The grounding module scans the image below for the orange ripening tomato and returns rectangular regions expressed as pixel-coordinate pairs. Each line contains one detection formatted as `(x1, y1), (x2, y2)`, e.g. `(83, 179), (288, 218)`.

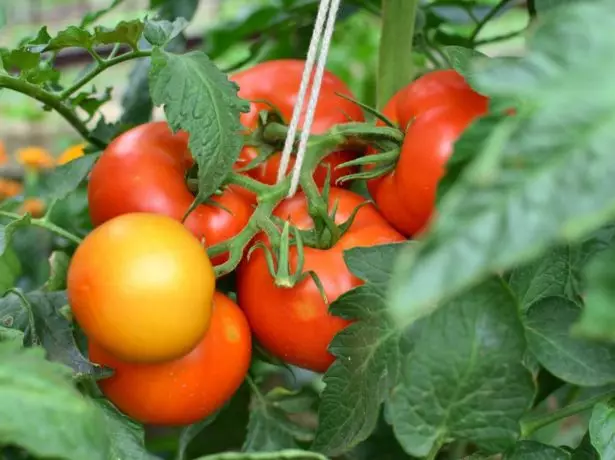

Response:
(237, 188), (404, 372)
(68, 213), (215, 363)
(87, 122), (252, 265)
(57, 143), (85, 165)
(15, 146), (55, 170)
(0, 179), (23, 199)
(230, 60), (365, 202)
(367, 69), (489, 236)
(89, 292), (251, 425)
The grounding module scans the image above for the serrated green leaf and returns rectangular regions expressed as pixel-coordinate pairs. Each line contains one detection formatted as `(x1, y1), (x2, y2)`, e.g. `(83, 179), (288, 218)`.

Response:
(93, 20), (144, 49)
(525, 297), (615, 386)
(589, 399), (615, 458)
(144, 18), (188, 47)
(44, 251), (70, 292)
(389, 0), (615, 328)
(505, 441), (570, 459)
(576, 242), (615, 342)
(41, 26), (94, 51)
(0, 343), (108, 460)
(0, 290), (109, 380)
(149, 48), (249, 200)
(95, 399), (158, 460)
(388, 277), (534, 457)
(443, 45), (486, 80)
(39, 153), (99, 202)
(177, 413), (219, 460)
(343, 242), (413, 291)
(0, 247), (21, 295)
(243, 387), (315, 452)
(194, 451), (327, 460)
(0, 215), (31, 258)
(70, 86), (112, 119)
(0, 48), (60, 85)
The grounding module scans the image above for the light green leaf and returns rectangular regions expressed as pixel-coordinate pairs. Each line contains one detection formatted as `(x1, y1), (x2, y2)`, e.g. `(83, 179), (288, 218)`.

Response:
(388, 278), (534, 457)
(443, 45), (486, 80)
(589, 399), (615, 458)
(144, 18), (188, 47)
(0, 343), (108, 460)
(194, 451), (327, 460)
(389, 0), (615, 328)
(525, 297), (615, 386)
(505, 441), (570, 459)
(149, 48), (249, 200)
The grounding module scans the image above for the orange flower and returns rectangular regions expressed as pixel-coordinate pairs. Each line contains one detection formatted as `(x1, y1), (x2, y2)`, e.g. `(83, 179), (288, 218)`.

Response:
(0, 179), (23, 199)
(57, 143), (86, 165)
(16, 146), (54, 170)
(0, 141), (8, 166)
(19, 198), (45, 217)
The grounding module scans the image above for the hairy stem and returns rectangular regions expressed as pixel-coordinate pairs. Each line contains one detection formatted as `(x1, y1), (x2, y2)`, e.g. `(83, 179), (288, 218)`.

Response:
(377, 0), (420, 108)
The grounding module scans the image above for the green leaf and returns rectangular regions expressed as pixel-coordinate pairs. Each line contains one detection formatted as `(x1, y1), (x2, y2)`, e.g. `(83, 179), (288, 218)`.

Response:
(39, 153), (100, 202)
(388, 0), (615, 328)
(525, 297), (615, 386)
(0, 290), (109, 380)
(0, 325), (24, 345)
(312, 243), (410, 455)
(70, 86), (113, 119)
(0, 343), (108, 460)
(572, 434), (600, 459)
(44, 251), (70, 292)
(589, 399), (615, 458)
(194, 451), (327, 460)
(0, 247), (21, 295)
(144, 18), (188, 47)
(121, 57), (153, 126)
(149, 48), (249, 200)
(39, 26), (94, 51)
(0, 215), (31, 258)
(177, 413), (220, 460)
(0, 48), (60, 85)
(95, 399), (158, 460)
(576, 242), (615, 341)
(504, 441), (570, 459)
(443, 45), (486, 80)
(93, 20), (145, 49)
(243, 387), (316, 452)
(534, 0), (597, 15)
(388, 278), (534, 457)
(80, 0), (124, 28)
(151, 0), (200, 21)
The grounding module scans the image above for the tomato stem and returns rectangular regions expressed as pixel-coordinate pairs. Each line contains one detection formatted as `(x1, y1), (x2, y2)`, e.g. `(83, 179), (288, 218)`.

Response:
(377, 0), (420, 109)
(0, 210), (83, 245)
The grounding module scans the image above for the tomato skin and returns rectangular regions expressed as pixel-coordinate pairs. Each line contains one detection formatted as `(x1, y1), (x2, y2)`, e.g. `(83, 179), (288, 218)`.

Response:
(368, 70), (489, 237)
(237, 188), (404, 372)
(230, 60), (364, 200)
(87, 122), (252, 264)
(89, 292), (251, 425)
(68, 213), (215, 363)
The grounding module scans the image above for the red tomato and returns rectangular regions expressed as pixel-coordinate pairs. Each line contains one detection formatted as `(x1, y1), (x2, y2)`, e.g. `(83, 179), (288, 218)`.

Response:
(237, 188), (404, 372)
(368, 70), (489, 236)
(89, 292), (251, 426)
(88, 122), (252, 264)
(230, 60), (364, 201)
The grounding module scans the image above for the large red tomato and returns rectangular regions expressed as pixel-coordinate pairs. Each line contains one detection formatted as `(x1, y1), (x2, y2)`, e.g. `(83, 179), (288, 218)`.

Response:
(368, 70), (489, 236)
(87, 122), (252, 264)
(230, 60), (365, 201)
(89, 292), (251, 425)
(237, 188), (404, 372)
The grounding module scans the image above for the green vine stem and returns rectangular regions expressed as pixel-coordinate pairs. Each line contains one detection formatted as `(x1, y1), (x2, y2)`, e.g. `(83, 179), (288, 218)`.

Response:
(520, 389), (615, 437)
(470, 0), (514, 44)
(377, 0), (420, 108)
(0, 210), (83, 245)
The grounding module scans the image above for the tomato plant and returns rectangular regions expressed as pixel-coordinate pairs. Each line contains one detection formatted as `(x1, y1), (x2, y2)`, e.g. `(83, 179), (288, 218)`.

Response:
(3, 1), (615, 460)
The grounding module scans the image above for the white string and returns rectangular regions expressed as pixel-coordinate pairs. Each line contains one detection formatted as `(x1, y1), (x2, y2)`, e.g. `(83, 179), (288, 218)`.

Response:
(275, 0), (332, 184)
(287, 0), (341, 197)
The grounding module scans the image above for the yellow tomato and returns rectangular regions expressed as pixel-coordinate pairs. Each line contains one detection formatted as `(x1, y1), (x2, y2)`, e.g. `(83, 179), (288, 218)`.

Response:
(67, 213), (216, 363)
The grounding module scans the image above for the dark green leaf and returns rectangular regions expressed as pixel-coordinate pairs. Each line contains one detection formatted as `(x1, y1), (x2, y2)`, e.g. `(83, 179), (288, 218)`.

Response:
(177, 413), (220, 460)
(144, 18), (188, 47)
(0, 215), (31, 258)
(80, 0), (124, 28)
(589, 399), (615, 458)
(40, 26), (94, 51)
(505, 441), (570, 459)
(0, 290), (109, 380)
(388, 278), (534, 457)
(389, 0), (615, 327)
(94, 20), (144, 49)
(121, 57), (153, 126)
(149, 49), (249, 200)
(525, 297), (615, 386)
(44, 251), (70, 292)
(39, 153), (100, 202)
(572, 434), (599, 459)
(0, 343), (108, 460)
(576, 242), (615, 341)
(70, 86), (113, 119)
(194, 451), (327, 460)
(95, 399), (158, 460)
(243, 387), (315, 452)
(0, 247), (21, 295)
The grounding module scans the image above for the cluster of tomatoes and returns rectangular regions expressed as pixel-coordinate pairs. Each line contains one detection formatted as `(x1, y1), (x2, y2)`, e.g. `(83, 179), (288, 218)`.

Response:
(65, 60), (488, 426)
